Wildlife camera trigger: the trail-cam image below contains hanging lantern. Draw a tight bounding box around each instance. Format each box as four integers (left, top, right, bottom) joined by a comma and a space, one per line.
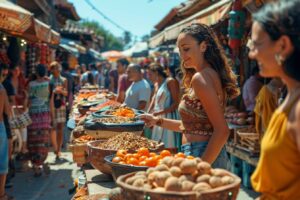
228, 0, 245, 55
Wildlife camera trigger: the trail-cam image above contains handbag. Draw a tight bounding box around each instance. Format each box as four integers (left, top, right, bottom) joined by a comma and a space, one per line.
9, 107, 32, 129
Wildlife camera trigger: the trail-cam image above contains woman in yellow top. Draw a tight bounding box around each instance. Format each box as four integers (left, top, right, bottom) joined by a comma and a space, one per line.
248, 0, 300, 199
254, 78, 283, 134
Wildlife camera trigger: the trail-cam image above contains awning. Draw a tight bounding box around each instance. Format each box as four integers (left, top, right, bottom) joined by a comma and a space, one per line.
149, 0, 232, 47
0, 0, 33, 34
164, 0, 232, 41
88, 48, 104, 61
21, 18, 51, 43
59, 43, 79, 57
122, 42, 148, 57
149, 31, 165, 48
50, 30, 61, 45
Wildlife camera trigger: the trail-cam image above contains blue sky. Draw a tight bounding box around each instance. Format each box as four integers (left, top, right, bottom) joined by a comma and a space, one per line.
68, 0, 185, 39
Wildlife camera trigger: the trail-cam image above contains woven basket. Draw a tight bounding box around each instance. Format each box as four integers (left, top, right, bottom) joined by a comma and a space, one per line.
87, 140, 115, 174
85, 130, 143, 139
104, 155, 148, 182
69, 143, 88, 164
117, 172, 241, 200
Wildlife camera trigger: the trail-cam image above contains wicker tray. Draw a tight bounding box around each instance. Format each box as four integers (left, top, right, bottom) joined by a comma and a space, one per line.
104, 154, 148, 182
117, 172, 241, 200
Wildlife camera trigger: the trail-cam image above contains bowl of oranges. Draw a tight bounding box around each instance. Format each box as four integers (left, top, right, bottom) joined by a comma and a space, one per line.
104, 148, 176, 181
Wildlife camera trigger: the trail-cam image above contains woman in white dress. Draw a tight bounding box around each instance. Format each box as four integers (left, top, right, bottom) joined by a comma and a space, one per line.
147, 64, 181, 151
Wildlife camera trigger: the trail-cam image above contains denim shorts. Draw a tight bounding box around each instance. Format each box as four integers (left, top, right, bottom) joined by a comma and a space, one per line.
0, 122, 8, 174
181, 141, 230, 170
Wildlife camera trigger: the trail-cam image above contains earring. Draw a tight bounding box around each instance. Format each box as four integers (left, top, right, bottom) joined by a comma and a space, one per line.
274, 54, 283, 66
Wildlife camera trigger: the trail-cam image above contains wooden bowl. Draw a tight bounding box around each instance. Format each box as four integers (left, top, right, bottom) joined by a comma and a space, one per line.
116, 172, 241, 200
87, 140, 115, 174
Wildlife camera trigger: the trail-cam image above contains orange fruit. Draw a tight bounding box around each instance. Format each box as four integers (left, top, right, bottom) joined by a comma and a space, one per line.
155, 155, 163, 161
186, 155, 195, 160
137, 147, 150, 157
124, 153, 134, 162
160, 150, 171, 158
112, 156, 122, 163
139, 161, 147, 166
116, 150, 127, 158
145, 157, 157, 167
133, 153, 140, 159
127, 157, 139, 166
139, 155, 148, 162
175, 152, 186, 158
149, 152, 157, 157
119, 161, 125, 164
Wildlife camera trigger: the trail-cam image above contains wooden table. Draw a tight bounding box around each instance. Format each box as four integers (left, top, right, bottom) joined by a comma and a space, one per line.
226, 144, 259, 167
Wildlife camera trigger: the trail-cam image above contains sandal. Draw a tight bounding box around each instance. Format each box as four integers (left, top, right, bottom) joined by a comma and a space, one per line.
42, 163, 51, 175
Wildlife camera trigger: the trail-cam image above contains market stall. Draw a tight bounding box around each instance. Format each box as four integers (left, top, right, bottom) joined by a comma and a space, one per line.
67, 85, 244, 200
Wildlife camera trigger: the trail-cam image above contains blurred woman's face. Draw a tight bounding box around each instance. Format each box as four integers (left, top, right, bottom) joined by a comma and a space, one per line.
248, 22, 283, 78
52, 66, 60, 77
177, 33, 202, 70
147, 70, 157, 83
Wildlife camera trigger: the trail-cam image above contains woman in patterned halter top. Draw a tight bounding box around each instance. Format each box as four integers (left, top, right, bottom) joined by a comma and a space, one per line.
140, 23, 239, 168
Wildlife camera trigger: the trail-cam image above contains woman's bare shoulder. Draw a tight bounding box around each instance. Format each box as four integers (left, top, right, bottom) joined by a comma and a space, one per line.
191, 71, 214, 89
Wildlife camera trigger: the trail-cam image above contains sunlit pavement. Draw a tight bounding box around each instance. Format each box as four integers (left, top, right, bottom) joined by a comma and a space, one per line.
6, 151, 81, 200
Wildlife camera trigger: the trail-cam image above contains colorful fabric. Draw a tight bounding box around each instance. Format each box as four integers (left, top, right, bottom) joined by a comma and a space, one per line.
251, 92, 300, 199
54, 106, 66, 124
151, 80, 181, 148
28, 80, 50, 114
27, 130, 49, 166
178, 89, 224, 135
28, 112, 51, 130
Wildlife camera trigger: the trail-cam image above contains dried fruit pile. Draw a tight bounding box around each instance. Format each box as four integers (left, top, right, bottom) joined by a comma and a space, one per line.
73, 135, 97, 144
124, 156, 236, 192
97, 132, 159, 151
112, 107, 135, 118
103, 106, 135, 118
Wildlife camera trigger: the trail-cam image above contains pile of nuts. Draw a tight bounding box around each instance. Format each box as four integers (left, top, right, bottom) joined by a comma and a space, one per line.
97, 132, 160, 151
93, 117, 135, 124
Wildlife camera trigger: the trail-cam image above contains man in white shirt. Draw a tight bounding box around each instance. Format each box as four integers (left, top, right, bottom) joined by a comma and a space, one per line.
125, 64, 151, 111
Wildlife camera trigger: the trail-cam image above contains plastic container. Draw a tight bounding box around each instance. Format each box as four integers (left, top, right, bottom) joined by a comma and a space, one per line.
78, 174, 86, 188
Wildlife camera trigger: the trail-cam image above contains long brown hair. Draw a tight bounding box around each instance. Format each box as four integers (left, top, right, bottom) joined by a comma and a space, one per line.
180, 23, 240, 100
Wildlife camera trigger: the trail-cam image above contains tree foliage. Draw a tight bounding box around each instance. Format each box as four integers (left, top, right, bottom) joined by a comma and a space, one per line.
80, 20, 124, 51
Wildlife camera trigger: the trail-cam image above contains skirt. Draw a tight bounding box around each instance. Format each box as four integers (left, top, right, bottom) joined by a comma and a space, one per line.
28, 111, 51, 130
27, 130, 49, 166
